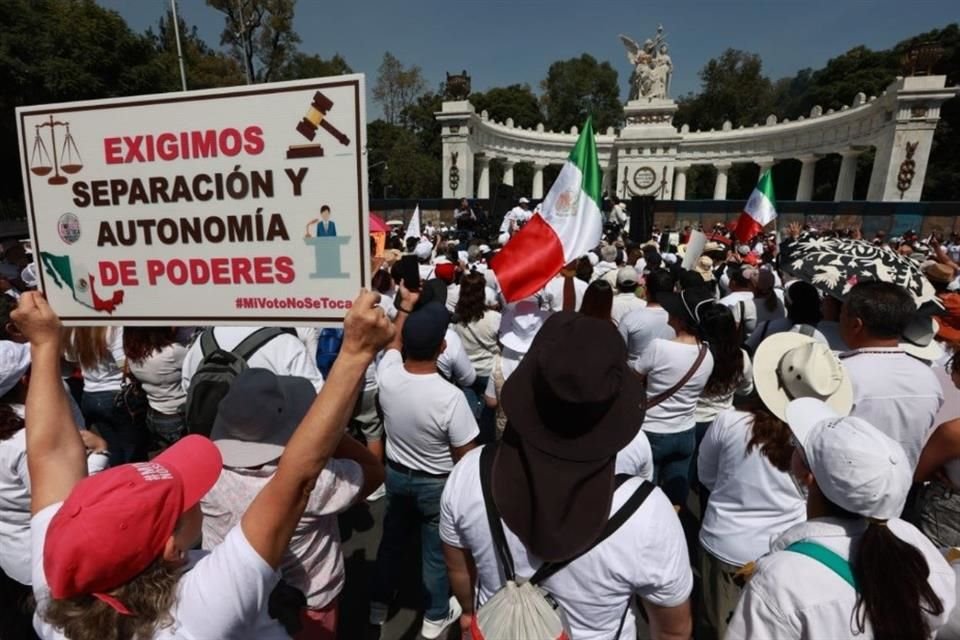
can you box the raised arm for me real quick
[13,293,88,514]
[241,290,393,568]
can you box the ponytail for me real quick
[852,521,944,640]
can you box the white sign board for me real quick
[16,75,368,325]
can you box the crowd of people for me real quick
[4,201,960,640]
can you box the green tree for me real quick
[540,54,622,133]
[675,49,775,131]
[275,52,352,81]
[372,52,426,125]
[148,10,245,90]
[206,0,299,83]
[470,84,544,128]
[400,91,444,157]
[0,0,164,218]
[367,119,440,199]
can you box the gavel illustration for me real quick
[296,92,350,146]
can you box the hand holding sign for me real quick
[12,292,62,349]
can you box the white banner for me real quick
[681,230,707,270]
[17,75,368,325]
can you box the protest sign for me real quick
[17,75,367,325]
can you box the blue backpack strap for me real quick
[785,541,858,590]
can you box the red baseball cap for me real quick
[44,435,222,607]
[434,262,456,284]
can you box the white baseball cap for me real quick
[786,398,912,520]
[0,341,31,398]
[414,241,433,261]
[518,197,530,204]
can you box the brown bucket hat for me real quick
[496,312,644,562]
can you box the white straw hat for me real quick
[753,332,853,422]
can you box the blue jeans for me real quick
[647,426,697,507]
[81,390,146,466]
[372,466,450,621]
[146,407,185,454]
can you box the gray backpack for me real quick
[184,328,293,436]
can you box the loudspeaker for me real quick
[628,196,655,243]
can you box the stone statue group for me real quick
[619,25,673,101]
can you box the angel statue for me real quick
[619,25,672,100]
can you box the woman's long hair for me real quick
[0,403,24,442]
[819,499,944,640]
[697,303,744,397]
[739,395,793,471]
[63,328,110,370]
[581,280,613,321]
[42,558,182,640]
[123,328,176,364]
[455,272,487,324]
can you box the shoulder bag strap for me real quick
[531,478,655,585]
[479,444,516,581]
[785,540,858,590]
[646,344,708,410]
[199,328,219,357]
[232,327,290,362]
[463,320,498,355]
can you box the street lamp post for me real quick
[170,0,188,91]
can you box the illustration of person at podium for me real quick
[305,205,337,238]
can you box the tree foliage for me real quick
[470,84,544,128]
[275,52,352,81]
[541,54,622,133]
[148,10,245,90]
[206,0,299,83]
[676,50,774,131]
[372,52,427,125]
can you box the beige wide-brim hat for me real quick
[753,332,854,422]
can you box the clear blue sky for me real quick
[97,0,956,120]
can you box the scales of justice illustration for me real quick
[30,114,83,185]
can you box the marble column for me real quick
[673,165,689,201]
[713,162,732,200]
[796,154,819,201]
[476,156,490,199]
[834,149,861,202]
[532,163,546,199]
[755,158,775,176]
[502,159,515,186]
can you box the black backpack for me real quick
[184,328,293,436]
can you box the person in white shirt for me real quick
[181,326,325,393]
[441,312,692,640]
[64,326,145,466]
[499,197,531,238]
[699,332,854,637]
[453,272,502,435]
[371,296,478,639]
[727,398,956,640]
[619,269,677,366]
[16,290,395,640]
[608,196,629,230]
[838,281,943,469]
[592,244,620,284]
[542,260,588,312]
[746,280,826,352]
[611,266,646,326]
[123,327,188,453]
[201,369,384,639]
[719,265,758,337]
[634,288,715,507]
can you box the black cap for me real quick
[402,302,450,357]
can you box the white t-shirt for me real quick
[727,517,956,640]
[542,276,588,312]
[0,431,107,586]
[440,448,693,640]
[437,329,477,387]
[611,293,647,327]
[454,310,501,378]
[841,349,943,469]
[31,503,288,639]
[719,291,758,336]
[698,410,806,566]
[181,327,324,393]
[618,306,675,365]
[615,429,654,481]
[129,343,188,415]
[201,459,362,609]
[65,327,124,393]
[377,349,478,474]
[694,349,754,424]
[634,339,714,434]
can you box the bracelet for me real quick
[398,306,413,314]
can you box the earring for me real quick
[178,550,186,560]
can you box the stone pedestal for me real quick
[614,99,682,199]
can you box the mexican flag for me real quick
[40,252,124,314]
[734,169,777,243]
[491,117,603,302]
